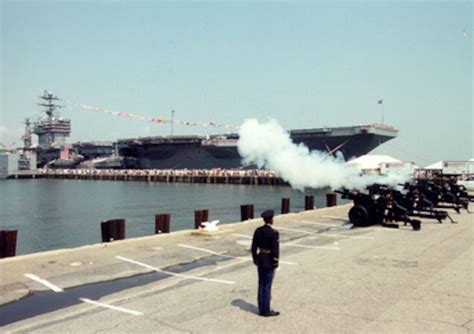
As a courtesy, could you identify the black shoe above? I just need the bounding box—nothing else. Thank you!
[263,310,280,317]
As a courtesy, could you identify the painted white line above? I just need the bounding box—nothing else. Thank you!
[116,255,235,285]
[80,298,143,316]
[233,233,252,239]
[178,244,297,265]
[300,220,342,227]
[365,227,401,232]
[322,215,349,221]
[179,244,225,256]
[278,226,373,240]
[283,243,340,250]
[24,273,64,293]
[278,227,313,234]
[320,233,373,240]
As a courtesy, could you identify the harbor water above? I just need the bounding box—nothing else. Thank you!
[0,179,337,256]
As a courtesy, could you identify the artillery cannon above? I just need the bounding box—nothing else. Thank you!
[448,183,474,205]
[368,184,455,224]
[336,188,421,231]
[410,180,469,214]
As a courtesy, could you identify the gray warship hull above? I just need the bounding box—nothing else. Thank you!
[117,124,397,169]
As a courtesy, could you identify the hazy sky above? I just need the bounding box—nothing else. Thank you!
[1,1,472,166]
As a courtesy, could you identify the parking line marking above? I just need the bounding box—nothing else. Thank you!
[116,255,235,285]
[283,243,340,250]
[179,244,228,256]
[24,273,64,293]
[300,220,342,226]
[365,227,402,232]
[278,226,373,240]
[80,298,143,316]
[178,244,297,265]
[319,233,373,240]
[278,227,313,234]
[322,215,349,221]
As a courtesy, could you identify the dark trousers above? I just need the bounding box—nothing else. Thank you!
[257,266,274,315]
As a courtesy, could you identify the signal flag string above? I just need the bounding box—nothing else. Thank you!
[63,100,240,131]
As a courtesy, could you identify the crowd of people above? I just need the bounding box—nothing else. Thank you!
[38,168,279,178]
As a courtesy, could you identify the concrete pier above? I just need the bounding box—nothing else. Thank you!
[6,169,290,186]
[0,204,472,333]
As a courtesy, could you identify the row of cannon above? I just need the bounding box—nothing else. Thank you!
[337,178,473,231]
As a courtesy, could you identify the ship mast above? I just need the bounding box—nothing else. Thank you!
[37,90,63,122]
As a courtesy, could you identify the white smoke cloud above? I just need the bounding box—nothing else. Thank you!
[237,119,409,191]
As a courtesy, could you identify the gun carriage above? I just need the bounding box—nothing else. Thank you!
[336,187,421,231]
[408,179,470,214]
[337,175,474,231]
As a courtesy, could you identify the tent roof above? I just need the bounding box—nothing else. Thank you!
[424,161,443,169]
[424,159,474,169]
[346,155,402,170]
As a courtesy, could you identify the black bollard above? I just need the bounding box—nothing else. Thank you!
[101,219,126,242]
[116,219,125,240]
[281,198,290,214]
[240,204,255,221]
[326,193,337,207]
[305,195,314,210]
[194,209,209,229]
[0,230,18,258]
[202,209,209,223]
[194,210,202,229]
[100,221,109,242]
[155,214,171,234]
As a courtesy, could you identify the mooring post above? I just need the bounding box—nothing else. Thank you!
[281,198,290,214]
[0,230,18,258]
[194,210,203,229]
[305,195,314,210]
[155,214,171,234]
[202,209,209,223]
[326,192,337,207]
[101,219,126,242]
[240,204,254,221]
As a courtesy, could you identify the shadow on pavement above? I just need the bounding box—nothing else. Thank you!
[231,299,259,315]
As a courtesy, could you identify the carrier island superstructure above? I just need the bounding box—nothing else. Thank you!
[32,91,74,167]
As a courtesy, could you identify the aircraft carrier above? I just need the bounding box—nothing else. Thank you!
[25,91,398,169]
[117,124,398,169]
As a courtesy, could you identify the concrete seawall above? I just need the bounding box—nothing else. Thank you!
[0,204,472,333]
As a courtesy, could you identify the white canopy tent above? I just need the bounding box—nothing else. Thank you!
[424,161,443,170]
[346,155,402,170]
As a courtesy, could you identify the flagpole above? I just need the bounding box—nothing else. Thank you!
[382,103,384,124]
[378,99,384,124]
[171,109,175,136]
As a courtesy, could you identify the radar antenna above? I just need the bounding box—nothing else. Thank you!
[37,90,64,121]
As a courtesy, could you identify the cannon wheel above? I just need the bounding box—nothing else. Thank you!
[349,205,369,227]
